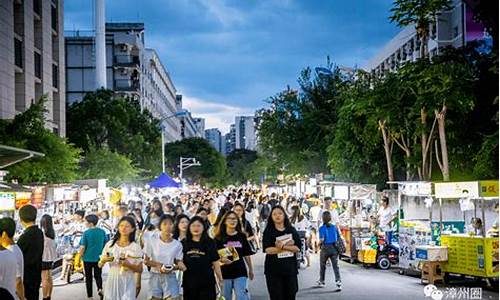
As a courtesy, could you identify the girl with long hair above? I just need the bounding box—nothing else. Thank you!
[233,203,256,249]
[99,216,143,300]
[214,211,254,300]
[182,216,223,300]
[262,206,301,300]
[290,205,311,267]
[40,215,56,300]
[173,214,190,241]
[316,211,342,290]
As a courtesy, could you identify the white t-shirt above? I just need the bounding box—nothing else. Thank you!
[6,244,23,279]
[310,206,322,223]
[317,208,340,225]
[0,249,17,299]
[144,236,183,273]
[377,206,395,230]
[292,217,311,232]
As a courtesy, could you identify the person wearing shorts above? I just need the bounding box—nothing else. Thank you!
[144,215,185,300]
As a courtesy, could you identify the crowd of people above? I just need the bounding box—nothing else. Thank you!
[0,187,373,300]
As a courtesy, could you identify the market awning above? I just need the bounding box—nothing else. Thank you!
[0,144,44,169]
[148,172,180,188]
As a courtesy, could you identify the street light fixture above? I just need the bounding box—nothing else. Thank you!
[160,110,188,173]
[178,157,201,187]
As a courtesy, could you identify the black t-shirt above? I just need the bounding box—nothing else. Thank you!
[182,238,219,288]
[262,225,301,276]
[243,219,255,237]
[216,232,253,279]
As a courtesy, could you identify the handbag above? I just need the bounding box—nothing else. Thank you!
[335,226,346,254]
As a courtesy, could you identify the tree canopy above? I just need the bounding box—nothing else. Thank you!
[164,137,228,187]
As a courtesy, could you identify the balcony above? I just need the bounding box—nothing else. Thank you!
[114,55,140,68]
[114,79,140,92]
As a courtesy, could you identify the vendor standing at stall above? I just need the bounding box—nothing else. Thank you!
[376,197,396,245]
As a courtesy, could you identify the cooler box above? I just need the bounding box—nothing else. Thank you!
[415,246,448,262]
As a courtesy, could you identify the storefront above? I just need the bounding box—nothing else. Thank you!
[435,181,499,279]
[333,183,377,263]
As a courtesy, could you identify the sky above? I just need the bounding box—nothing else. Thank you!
[64,0,401,133]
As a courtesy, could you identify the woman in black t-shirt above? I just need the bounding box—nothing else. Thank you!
[182,216,223,300]
[214,211,255,300]
[263,206,302,300]
[233,203,256,249]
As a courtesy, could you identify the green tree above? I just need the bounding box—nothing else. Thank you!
[390,0,452,58]
[164,138,228,187]
[226,149,258,184]
[67,89,162,177]
[0,97,81,183]
[79,147,138,186]
[256,59,346,175]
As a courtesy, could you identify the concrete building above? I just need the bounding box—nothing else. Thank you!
[205,128,222,153]
[193,117,205,137]
[0,0,66,136]
[65,22,181,142]
[365,0,490,74]
[224,124,236,155]
[235,116,257,151]
[175,94,203,139]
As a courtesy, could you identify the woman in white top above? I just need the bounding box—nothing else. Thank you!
[40,215,57,300]
[99,216,143,300]
[290,205,311,267]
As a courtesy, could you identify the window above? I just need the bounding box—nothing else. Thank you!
[51,5,58,31]
[453,26,459,38]
[14,38,22,68]
[33,0,41,15]
[34,52,41,79]
[52,64,58,88]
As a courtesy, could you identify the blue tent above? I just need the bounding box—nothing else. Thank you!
[148,172,180,188]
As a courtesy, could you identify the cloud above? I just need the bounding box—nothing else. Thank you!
[197,0,245,27]
[182,95,255,133]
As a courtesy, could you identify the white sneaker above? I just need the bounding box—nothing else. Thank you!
[336,281,342,291]
[316,280,326,288]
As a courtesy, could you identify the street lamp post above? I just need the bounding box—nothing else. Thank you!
[160,110,188,173]
[179,157,200,187]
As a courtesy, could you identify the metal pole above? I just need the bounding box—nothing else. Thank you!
[179,157,183,185]
[481,198,486,237]
[95,0,107,89]
[161,130,165,173]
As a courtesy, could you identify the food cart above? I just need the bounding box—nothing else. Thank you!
[435,181,499,280]
[333,183,377,263]
[389,181,435,275]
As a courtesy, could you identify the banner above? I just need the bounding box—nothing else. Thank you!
[0,192,15,211]
[479,180,499,197]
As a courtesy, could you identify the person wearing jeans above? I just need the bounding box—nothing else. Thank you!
[316,211,342,291]
[215,211,254,300]
[79,214,107,299]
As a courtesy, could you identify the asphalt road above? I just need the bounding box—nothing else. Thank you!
[50,252,499,300]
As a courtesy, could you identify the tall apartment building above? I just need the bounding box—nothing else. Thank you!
[365,0,491,74]
[65,23,180,142]
[174,94,204,139]
[235,116,257,151]
[224,124,236,155]
[205,128,222,153]
[193,117,205,137]
[0,0,66,136]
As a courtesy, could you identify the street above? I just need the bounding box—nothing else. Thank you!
[50,253,499,300]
